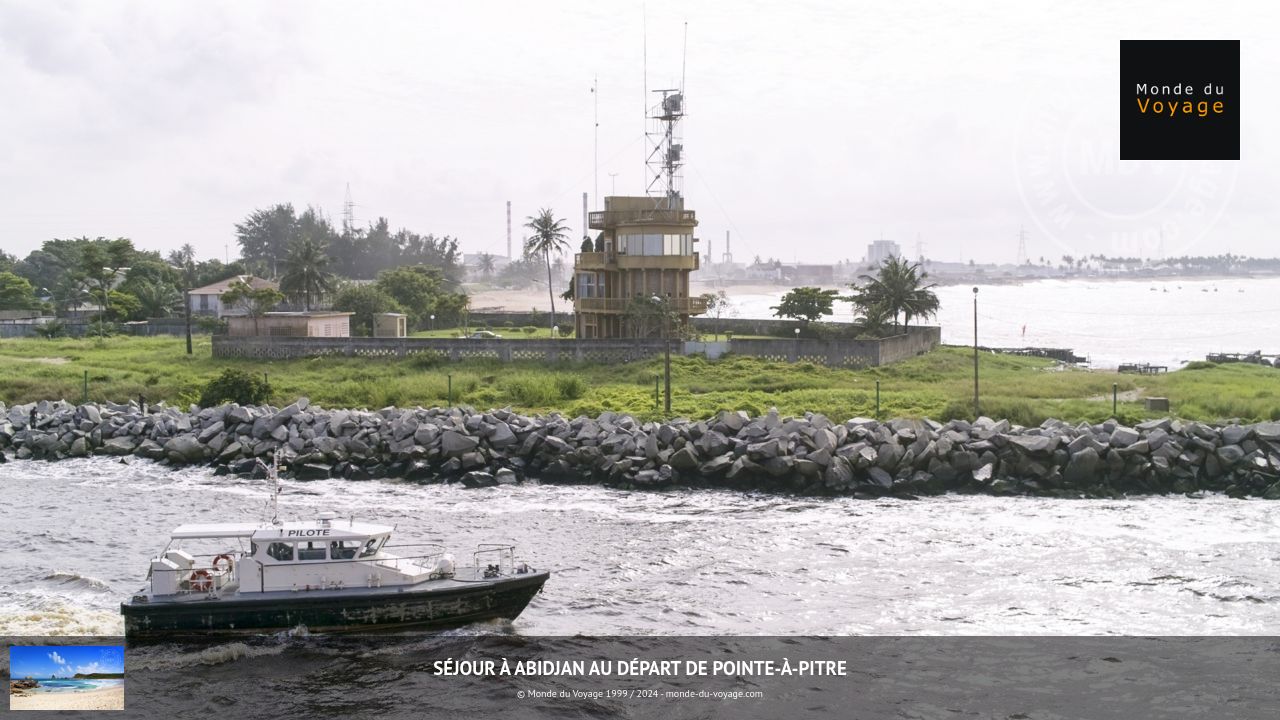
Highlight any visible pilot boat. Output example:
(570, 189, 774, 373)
(120, 459, 548, 639)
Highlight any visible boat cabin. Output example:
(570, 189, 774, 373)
(147, 511, 444, 597)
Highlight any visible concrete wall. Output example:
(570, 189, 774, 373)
(212, 327, 941, 368)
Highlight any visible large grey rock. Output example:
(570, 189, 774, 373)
(1064, 447, 1100, 485)
(163, 435, 205, 462)
(441, 430, 479, 457)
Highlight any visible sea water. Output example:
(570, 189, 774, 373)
(3, 458, 1280, 637)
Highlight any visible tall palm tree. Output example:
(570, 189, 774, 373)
(478, 252, 496, 278)
(279, 236, 335, 310)
(132, 280, 182, 318)
(523, 208, 571, 331)
(847, 256, 939, 331)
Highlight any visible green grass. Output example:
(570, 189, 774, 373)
(0, 336, 1277, 425)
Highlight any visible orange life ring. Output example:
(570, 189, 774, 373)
(189, 568, 213, 593)
(213, 554, 234, 572)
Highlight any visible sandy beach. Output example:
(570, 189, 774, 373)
(10, 684, 125, 711)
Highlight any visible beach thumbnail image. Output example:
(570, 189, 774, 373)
(8, 645, 124, 711)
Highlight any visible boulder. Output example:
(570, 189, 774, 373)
(441, 430, 479, 457)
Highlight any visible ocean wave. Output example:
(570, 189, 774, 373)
(128, 641, 288, 671)
(40, 571, 113, 592)
(0, 605, 123, 636)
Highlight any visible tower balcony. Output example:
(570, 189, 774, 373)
(574, 253, 700, 271)
(575, 295, 709, 315)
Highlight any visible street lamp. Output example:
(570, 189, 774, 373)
(972, 287, 979, 419)
(794, 326, 800, 361)
(430, 314, 435, 332)
(652, 295, 671, 415)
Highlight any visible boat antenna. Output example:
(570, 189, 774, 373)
(270, 449, 283, 526)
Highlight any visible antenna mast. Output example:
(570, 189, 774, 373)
(1017, 225, 1029, 266)
(592, 76, 599, 210)
(343, 184, 356, 234)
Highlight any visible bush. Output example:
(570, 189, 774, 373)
(31, 320, 66, 339)
(555, 375, 587, 400)
(1183, 361, 1217, 370)
(85, 320, 119, 337)
(200, 368, 272, 407)
(522, 326, 538, 335)
(194, 316, 228, 334)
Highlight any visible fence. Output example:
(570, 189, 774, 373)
(213, 336, 674, 363)
(0, 320, 195, 338)
(212, 326, 941, 367)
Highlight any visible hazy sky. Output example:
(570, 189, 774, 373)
(2, 1, 1276, 265)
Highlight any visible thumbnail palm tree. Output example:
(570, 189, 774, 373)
(478, 252, 496, 278)
(523, 208, 571, 332)
(848, 256, 939, 331)
(280, 237, 335, 311)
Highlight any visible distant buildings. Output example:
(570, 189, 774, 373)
(571, 195, 707, 338)
(188, 275, 277, 317)
(227, 311, 353, 337)
(865, 239, 901, 268)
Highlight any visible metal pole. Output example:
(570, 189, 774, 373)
(663, 316, 672, 415)
(83, 370, 88, 404)
(448, 374, 453, 406)
(875, 380, 880, 419)
(654, 375, 660, 408)
(184, 290, 193, 355)
(972, 287, 980, 419)
(1113, 383, 1118, 416)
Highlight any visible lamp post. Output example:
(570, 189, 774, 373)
(430, 314, 435, 332)
(794, 326, 800, 361)
(652, 295, 671, 415)
(972, 286, 980, 419)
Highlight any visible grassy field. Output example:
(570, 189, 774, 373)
(0, 335, 1277, 425)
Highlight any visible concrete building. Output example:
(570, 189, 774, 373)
(374, 312, 408, 338)
(227, 311, 352, 337)
(865, 240, 901, 268)
(189, 275, 278, 317)
(572, 195, 707, 338)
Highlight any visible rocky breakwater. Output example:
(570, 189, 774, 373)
(3, 399, 1280, 499)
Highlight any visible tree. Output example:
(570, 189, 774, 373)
(523, 208, 571, 333)
(167, 244, 196, 268)
(235, 204, 297, 277)
(0, 272, 38, 310)
(374, 265, 468, 329)
(700, 290, 733, 340)
(845, 256, 939, 332)
(333, 284, 403, 336)
(279, 236, 335, 310)
(78, 238, 135, 337)
(104, 290, 142, 322)
(221, 279, 284, 335)
(0, 250, 15, 273)
(771, 287, 838, 325)
(477, 252, 496, 278)
(130, 280, 182, 319)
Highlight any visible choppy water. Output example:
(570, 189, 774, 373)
(3, 458, 1280, 637)
(728, 276, 1280, 368)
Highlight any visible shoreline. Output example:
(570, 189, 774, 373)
(4, 400, 1280, 500)
(9, 684, 125, 711)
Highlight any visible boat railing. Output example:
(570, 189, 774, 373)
(473, 544, 517, 577)
(259, 550, 453, 592)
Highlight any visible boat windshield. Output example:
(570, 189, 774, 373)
(330, 540, 361, 560)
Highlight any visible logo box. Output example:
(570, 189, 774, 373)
(1120, 40, 1239, 160)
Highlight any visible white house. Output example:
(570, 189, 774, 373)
(188, 275, 277, 317)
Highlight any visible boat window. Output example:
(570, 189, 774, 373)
(359, 537, 382, 558)
(298, 541, 326, 562)
(330, 540, 361, 560)
(266, 542, 294, 562)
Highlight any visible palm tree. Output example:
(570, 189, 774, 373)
(478, 252, 496, 278)
(132, 280, 182, 318)
(523, 208, 571, 331)
(847, 256, 939, 332)
(279, 237, 335, 310)
(167, 244, 196, 268)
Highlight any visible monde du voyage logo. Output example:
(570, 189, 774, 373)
(1120, 40, 1239, 160)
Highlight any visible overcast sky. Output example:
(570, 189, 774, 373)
(2, 1, 1276, 265)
